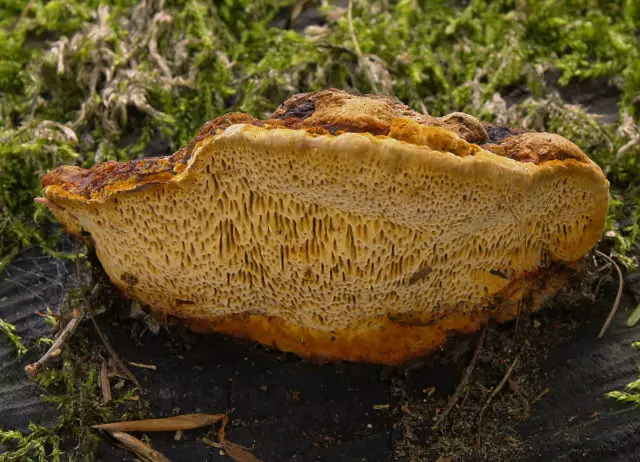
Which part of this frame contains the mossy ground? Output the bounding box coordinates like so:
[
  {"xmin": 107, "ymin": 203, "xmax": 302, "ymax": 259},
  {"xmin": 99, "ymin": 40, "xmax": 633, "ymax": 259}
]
[{"xmin": 1, "ymin": 0, "xmax": 640, "ymax": 460}]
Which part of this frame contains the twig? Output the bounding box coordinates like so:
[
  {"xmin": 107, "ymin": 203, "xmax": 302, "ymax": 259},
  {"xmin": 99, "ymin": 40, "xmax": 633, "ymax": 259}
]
[
  {"xmin": 93, "ymin": 414, "xmax": 225, "ymax": 432},
  {"xmin": 110, "ymin": 431, "xmax": 170, "ymax": 462},
  {"xmin": 129, "ymin": 361, "xmax": 157, "ymax": 370},
  {"xmin": 347, "ymin": 0, "xmax": 362, "ymax": 56},
  {"xmin": 89, "ymin": 312, "xmax": 144, "ymax": 392},
  {"xmin": 595, "ymin": 250, "xmax": 623, "ymax": 339},
  {"xmin": 432, "ymin": 323, "xmax": 488, "ymax": 429},
  {"xmin": 25, "ymin": 309, "xmax": 83, "ymax": 377},
  {"xmin": 531, "ymin": 387, "xmax": 549, "ymax": 405},
  {"xmin": 476, "ymin": 354, "xmax": 520, "ymax": 447},
  {"xmin": 100, "ymin": 356, "xmax": 112, "ymax": 404}
]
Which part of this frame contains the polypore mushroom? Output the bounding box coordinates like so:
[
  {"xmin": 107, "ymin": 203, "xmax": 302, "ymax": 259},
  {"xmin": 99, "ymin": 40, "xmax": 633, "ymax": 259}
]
[{"xmin": 39, "ymin": 89, "xmax": 609, "ymax": 364}]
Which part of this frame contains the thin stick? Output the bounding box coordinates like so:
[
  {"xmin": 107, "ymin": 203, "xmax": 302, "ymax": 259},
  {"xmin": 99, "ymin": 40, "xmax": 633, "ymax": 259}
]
[
  {"xmin": 476, "ymin": 354, "xmax": 520, "ymax": 447},
  {"xmin": 347, "ymin": 0, "xmax": 362, "ymax": 56},
  {"xmin": 595, "ymin": 250, "xmax": 624, "ymax": 339},
  {"xmin": 531, "ymin": 387, "xmax": 549, "ymax": 405},
  {"xmin": 89, "ymin": 312, "xmax": 144, "ymax": 392},
  {"xmin": 110, "ymin": 431, "xmax": 170, "ymax": 462},
  {"xmin": 93, "ymin": 414, "xmax": 226, "ymax": 432},
  {"xmin": 432, "ymin": 323, "xmax": 488, "ymax": 429},
  {"xmin": 25, "ymin": 310, "xmax": 83, "ymax": 377}
]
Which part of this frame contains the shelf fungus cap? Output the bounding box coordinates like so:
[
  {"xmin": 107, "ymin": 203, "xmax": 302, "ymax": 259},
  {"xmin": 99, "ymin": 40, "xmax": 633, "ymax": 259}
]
[{"xmin": 40, "ymin": 89, "xmax": 609, "ymax": 364}]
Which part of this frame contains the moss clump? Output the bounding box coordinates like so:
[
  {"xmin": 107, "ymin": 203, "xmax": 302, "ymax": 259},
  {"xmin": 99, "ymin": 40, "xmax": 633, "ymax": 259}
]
[
  {"xmin": 0, "ymin": 423, "xmax": 63, "ymax": 462},
  {"xmin": 0, "ymin": 317, "xmax": 28, "ymax": 356}
]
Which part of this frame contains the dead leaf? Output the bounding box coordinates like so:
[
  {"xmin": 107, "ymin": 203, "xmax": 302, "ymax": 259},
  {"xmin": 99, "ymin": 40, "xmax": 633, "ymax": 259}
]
[
  {"xmin": 223, "ymin": 441, "xmax": 263, "ymax": 462},
  {"xmin": 100, "ymin": 356, "xmax": 112, "ymax": 404}
]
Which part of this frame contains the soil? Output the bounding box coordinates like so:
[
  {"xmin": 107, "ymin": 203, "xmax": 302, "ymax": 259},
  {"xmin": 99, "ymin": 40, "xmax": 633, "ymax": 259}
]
[{"xmin": 1, "ymin": 245, "xmax": 640, "ymax": 461}]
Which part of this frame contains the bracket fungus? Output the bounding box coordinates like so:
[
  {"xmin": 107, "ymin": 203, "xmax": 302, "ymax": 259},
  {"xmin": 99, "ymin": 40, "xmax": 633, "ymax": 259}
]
[{"xmin": 40, "ymin": 89, "xmax": 609, "ymax": 364}]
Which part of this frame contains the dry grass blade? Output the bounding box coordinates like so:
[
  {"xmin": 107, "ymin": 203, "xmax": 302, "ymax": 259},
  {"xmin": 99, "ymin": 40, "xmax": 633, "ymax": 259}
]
[
  {"xmin": 100, "ymin": 356, "xmax": 112, "ymax": 404},
  {"xmin": 110, "ymin": 431, "xmax": 170, "ymax": 462},
  {"xmin": 93, "ymin": 413, "xmax": 226, "ymax": 432},
  {"xmin": 25, "ymin": 309, "xmax": 83, "ymax": 377},
  {"xmin": 595, "ymin": 250, "xmax": 624, "ymax": 339},
  {"xmin": 432, "ymin": 323, "xmax": 488, "ymax": 429}
]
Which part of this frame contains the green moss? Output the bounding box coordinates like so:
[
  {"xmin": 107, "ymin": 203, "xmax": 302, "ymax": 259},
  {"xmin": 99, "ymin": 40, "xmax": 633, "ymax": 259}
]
[
  {"xmin": 1, "ymin": 0, "xmax": 639, "ymax": 265},
  {"xmin": 0, "ymin": 317, "xmax": 27, "ymax": 356},
  {"xmin": 0, "ymin": 423, "xmax": 63, "ymax": 462}
]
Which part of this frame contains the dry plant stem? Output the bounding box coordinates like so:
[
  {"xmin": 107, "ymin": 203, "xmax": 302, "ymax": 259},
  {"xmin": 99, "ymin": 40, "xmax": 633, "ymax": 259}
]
[
  {"xmin": 100, "ymin": 356, "xmax": 112, "ymax": 404},
  {"xmin": 476, "ymin": 354, "xmax": 521, "ymax": 448},
  {"xmin": 89, "ymin": 312, "xmax": 144, "ymax": 392},
  {"xmin": 93, "ymin": 413, "xmax": 226, "ymax": 432},
  {"xmin": 25, "ymin": 310, "xmax": 83, "ymax": 377},
  {"xmin": 595, "ymin": 250, "xmax": 624, "ymax": 339},
  {"xmin": 432, "ymin": 323, "xmax": 488, "ymax": 430},
  {"xmin": 531, "ymin": 387, "xmax": 549, "ymax": 405},
  {"xmin": 110, "ymin": 431, "xmax": 170, "ymax": 462}
]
